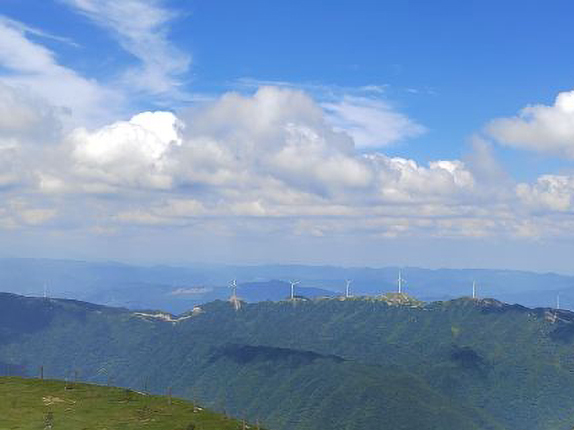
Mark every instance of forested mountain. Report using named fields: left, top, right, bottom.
left=2, top=292, right=574, bottom=429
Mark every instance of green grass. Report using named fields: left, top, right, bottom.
left=0, top=377, right=258, bottom=430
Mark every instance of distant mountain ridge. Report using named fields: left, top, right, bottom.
left=1, top=257, right=574, bottom=312
left=2, top=292, right=574, bottom=429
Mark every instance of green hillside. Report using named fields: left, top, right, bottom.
left=2, top=292, right=574, bottom=429
left=0, top=376, right=258, bottom=430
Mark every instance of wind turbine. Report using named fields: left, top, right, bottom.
left=229, top=279, right=241, bottom=310
left=397, top=271, right=404, bottom=294
left=472, top=280, right=477, bottom=299
left=345, top=280, right=352, bottom=298
left=289, top=281, right=300, bottom=300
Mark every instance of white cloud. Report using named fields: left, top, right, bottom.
left=487, top=89, right=574, bottom=157
left=36, top=87, right=480, bottom=240
left=517, top=175, right=574, bottom=212
left=0, top=83, right=60, bottom=143
left=323, top=96, right=426, bottom=148
left=0, top=17, right=119, bottom=127
left=235, top=79, right=425, bottom=150
left=463, top=136, right=510, bottom=190
left=70, top=111, right=183, bottom=190
left=116, top=198, right=206, bottom=226
left=0, top=16, right=79, bottom=47
left=62, top=0, right=190, bottom=97
left=174, top=87, right=465, bottom=205
left=3, top=78, right=571, bottom=243
left=0, top=143, right=26, bottom=189
left=18, top=207, right=57, bottom=226
left=0, top=82, right=64, bottom=191
left=0, top=198, right=57, bottom=228
left=367, top=156, right=474, bottom=203
left=1, top=8, right=574, bottom=264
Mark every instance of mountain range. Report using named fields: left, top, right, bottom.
left=1, top=258, right=574, bottom=313
left=2, top=291, right=574, bottom=429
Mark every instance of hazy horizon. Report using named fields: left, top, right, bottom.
left=1, top=252, right=573, bottom=277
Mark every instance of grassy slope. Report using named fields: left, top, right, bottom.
left=0, top=377, right=255, bottom=430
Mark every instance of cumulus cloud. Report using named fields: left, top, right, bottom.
left=323, top=96, right=426, bottom=148
left=62, top=0, right=190, bottom=96
left=487, top=89, right=574, bottom=157
left=235, top=79, right=425, bottom=150
left=367, top=156, right=474, bottom=203
left=32, top=86, right=486, bottom=240
left=175, top=87, right=359, bottom=194
left=173, top=87, right=471, bottom=205
left=2, top=72, right=569, bottom=242
left=70, top=111, right=183, bottom=190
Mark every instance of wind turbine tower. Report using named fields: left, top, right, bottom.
left=472, top=280, right=477, bottom=299
left=289, top=281, right=300, bottom=300
left=345, top=280, right=352, bottom=298
left=557, top=293, right=560, bottom=310
left=397, top=271, right=404, bottom=294
left=229, top=279, right=241, bottom=311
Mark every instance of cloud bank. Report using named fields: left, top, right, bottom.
left=0, top=83, right=565, bottom=243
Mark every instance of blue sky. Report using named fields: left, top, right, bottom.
left=2, top=0, right=574, bottom=272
